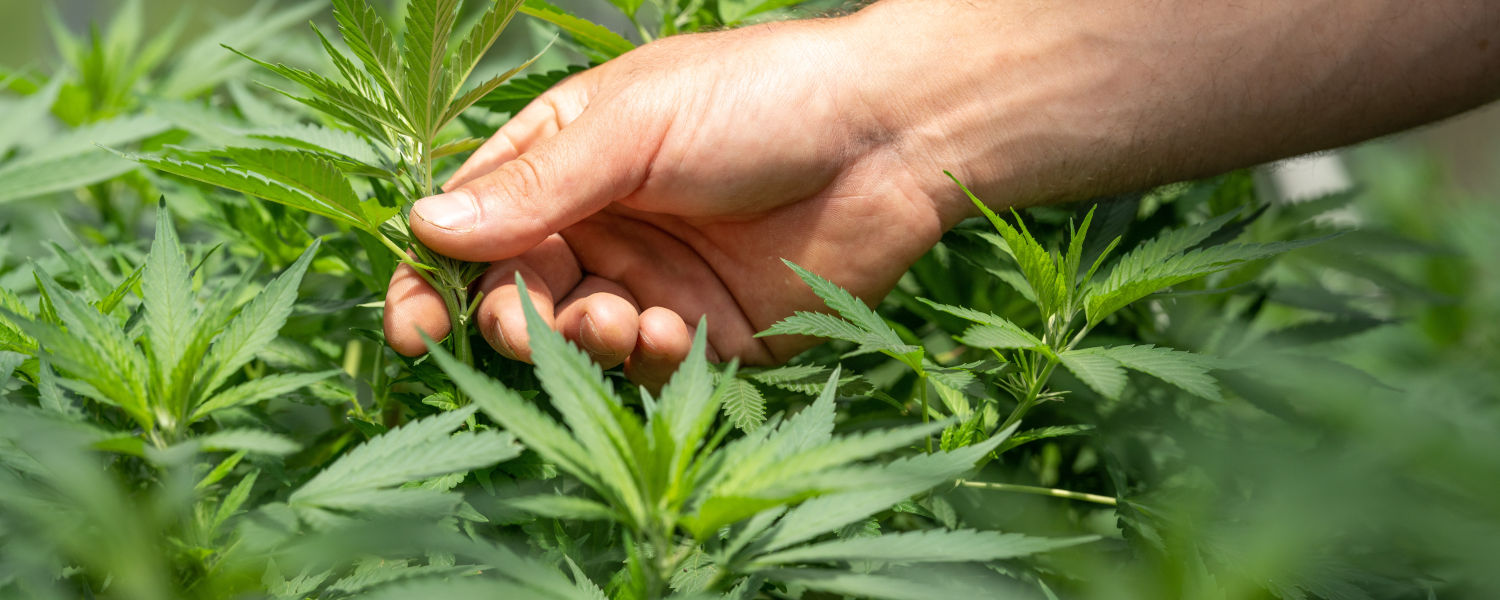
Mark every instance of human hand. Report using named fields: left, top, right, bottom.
left=383, top=11, right=960, bottom=388
left=384, top=0, right=1500, bottom=388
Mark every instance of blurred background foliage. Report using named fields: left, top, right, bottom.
left=2, top=1, right=1498, bottom=599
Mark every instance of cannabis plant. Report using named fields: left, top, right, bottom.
left=129, top=0, right=542, bottom=381
left=760, top=175, right=1324, bottom=459
left=428, top=276, right=1095, bottom=598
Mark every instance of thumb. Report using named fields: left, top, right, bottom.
left=410, top=103, right=655, bottom=262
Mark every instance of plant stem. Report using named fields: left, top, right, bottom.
left=956, top=480, right=1118, bottom=506
left=918, top=372, right=932, bottom=453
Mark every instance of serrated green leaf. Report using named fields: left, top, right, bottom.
left=513, top=274, right=647, bottom=526
left=739, top=426, right=1014, bottom=554
left=477, top=64, right=585, bottom=115
left=131, top=153, right=368, bottom=229
left=447, top=0, right=525, bottom=100
left=198, top=429, right=301, bottom=455
left=220, top=147, right=387, bottom=230
left=27, top=271, right=151, bottom=428
left=212, top=469, right=259, bottom=533
left=331, top=0, right=405, bottom=108
left=949, top=173, right=1065, bottom=317
left=292, top=405, right=520, bottom=508
left=0, top=351, right=24, bottom=391
left=0, top=77, right=61, bottom=157
left=245, top=123, right=387, bottom=168
left=0, top=152, right=140, bottom=205
left=520, top=0, right=634, bottom=59
left=1096, top=344, right=1221, bottom=400
left=191, top=370, right=340, bottom=421
left=433, top=342, right=603, bottom=494
left=441, top=45, right=548, bottom=129
left=502, top=495, right=617, bottom=521
left=1058, top=349, right=1125, bottom=400
left=721, top=378, right=767, bottom=432
left=956, top=323, right=1045, bottom=351
left=403, top=0, right=462, bottom=139
left=754, top=528, right=1096, bottom=566
left=197, top=241, right=318, bottom=400
left=997, top=424, right=1094, bottom=453
left=142, top=205, right=197, bottom=412
left=1086, top=237, right=1329, bottom=324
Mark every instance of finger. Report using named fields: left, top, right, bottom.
left=410, top=99, right=663, bottom=263
left=555, top=277, right=639, bottom=369
left=383, top=262, right=451, bottom=357
left=473, top=236, right=583, bottom=362
left=443, top=81, right=590, bottom=191
left=624, top=307, right=721, bottom=390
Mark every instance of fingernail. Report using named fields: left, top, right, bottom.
left=580, top=314, right=608, bottom=354
left=491, top=320, right=519, bottom=360
left=413, top=191, right=478, bottom=232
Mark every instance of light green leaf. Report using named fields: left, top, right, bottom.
left=191, top=370, right=340, bottom=421
left=1087, top=237, right=1329, bottom=324
left=502, top=495, right=617, bottom=522
left=754, top=528, right=1096, bottom=565
left=447, top=0, right=525, bottom=100
left=0, top=152, right=140, bottom=205
left=292, top=405, right=520, bottom=507
left=402, top=0, right=462, bottom=139
left=956, top=323, right=1045, bottom=351
left=997, top=424, right=1094, bottom=453
left=519, top=0, right=634, bottom=59
left=0, top=77, right=61, bottom=157
left=721, top=378, right=767, bottom=432
left=1096, top=344, right=1221, bottom=400
left=142, top=205, right=197, bottom=407
left=27, top=271, right=151, bottom=428
left=331, top=0, right=405, bottom=107
left=514, top=274, right=647, bottom=525
left=949, top=173, right=1064, bottom=317
left=434, top=342, right=602, bottom=493
left=0, top=351, right=24, bottom=390
left=198, top=429, right=301, bottom=455
left=1058, top=349, right=1125, bottom=400
left=197, top=241, right=318, bottom=399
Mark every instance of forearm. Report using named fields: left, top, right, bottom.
left=840, top=0, right=1500, bottom=223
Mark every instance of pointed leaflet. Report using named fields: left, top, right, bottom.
left=130, top=153, right=371, bottom=230
left=949, top=172, right=1065, bottom=317
left=331, top=0, right=405, bottom=109
left=1095, top=344, right=1221, bottom=400
left=1059, top=349, right=1126, bottom=400
left=752, top=430, right=1010, bottom=553
left=739, top=420, right=949, bottom=498
left=754, top=528, right=1096, bottom=566
left=191, top=370, right=340, bottom=422
left=197, top=429, right=301, bottom=455
left=219, top=147, right=388, bottom=231
left=196, top=241, right=319, bottom=400
left=956, top=323, right=1045, bottom=351
left=1086, top=237, right=1329, bottom=324
left=1097, top=209, right=1243, bottom=292
left=434, top=339, right=606, bottom=492
left=440, top=45, right=548, bottom=130
left=721, top=377, right=767, bottom=432
left=142, top=205, right=197, bottom=407
left=478, top=64, right=585, bottom=114
left=519, top=0, right=634, bottom=59
left=514, top=274, right=648, bottom=525
left=403, top=0, right=462, bottom=140
left=761, top=261, right=918, bottom=359
left=0, top=351, right=24, bottom=391
left=291, top=405, right=520, bottom=505
left=27, top=271, right=151, bottom=428
left=447, top=0, right=524, bottom=98
left=227, top=46, right=403, bottom=135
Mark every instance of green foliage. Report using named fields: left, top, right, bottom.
left=3, top=1, right=1499, bottom=599
left=429, top=274, right=1090, bottom=597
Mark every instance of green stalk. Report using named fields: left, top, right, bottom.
left=956, top=480, right=1117, bottom=506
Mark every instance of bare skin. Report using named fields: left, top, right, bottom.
left=385, top=0, right=1500, bottom=388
